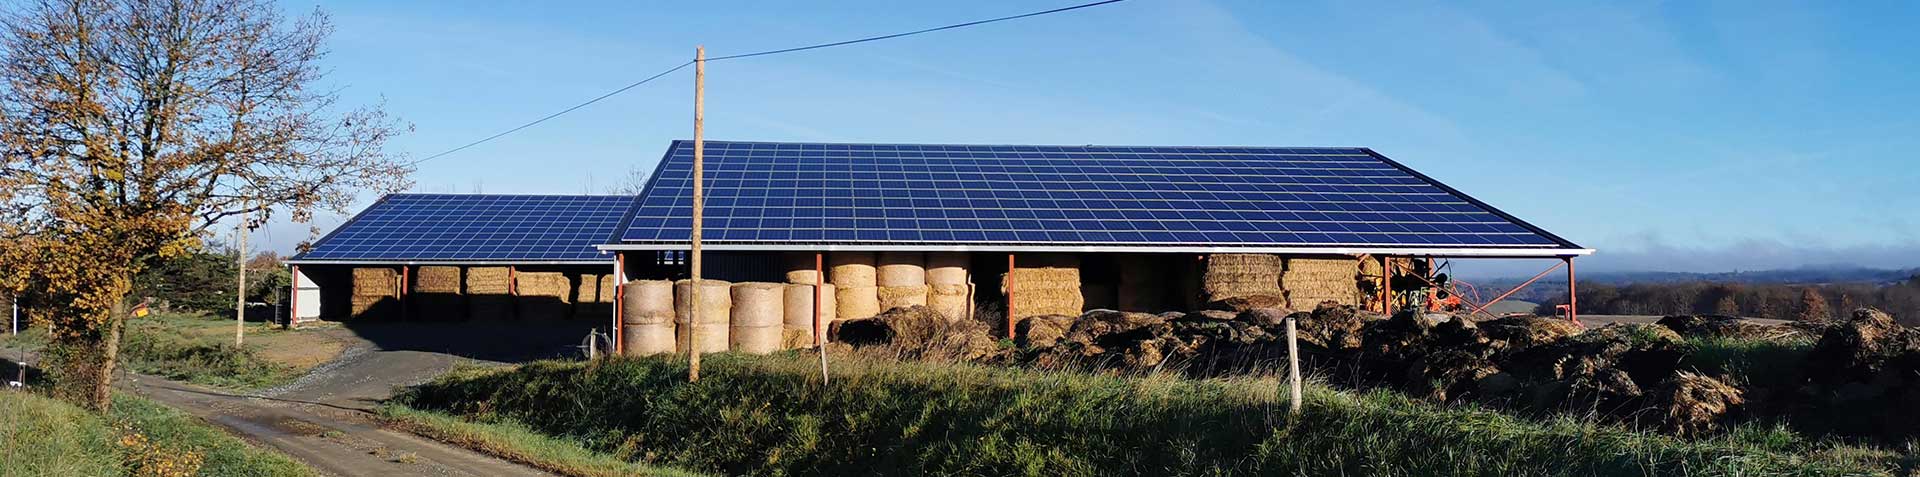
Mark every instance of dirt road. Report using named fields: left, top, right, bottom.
left=127, top=321, right=598, bottom=477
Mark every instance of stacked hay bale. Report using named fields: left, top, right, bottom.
left=782, top=283, right=836, bottom=348
left=830, top=252, right=881, bottom=320
left=1004, top=255, right=1083, bottom=318
left=622, top=280, right=675, bottom=355
left=410, top=266, right=465, bottom=321
left=1202, top=254, right=1285, bottom=304
left=782, top=253, right=821, bottom=286
left=466, top=267, right=514, bottom=321
left=515, top=272, right=572, bottom=321
left=1116, top=255, right=1167, bottom=312
left=674, top=279, right=732, bottom=354
left=350, top=267, right=399, bottom=320
left=925, top=252, right=971, bottom=321
left=730, top=283, right=784, bottom=354
left=1285, top=256, right=1363, bottom=307
left=877, top=252, right=929, bottom=311
left=573, top=273, right=614, bottom=320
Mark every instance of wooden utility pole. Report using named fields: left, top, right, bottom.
left=688, top=46, right=706, bottom=383
left=1286, top=314, right=1301, bottom=416
left=235, top=211, right=248, bottom=347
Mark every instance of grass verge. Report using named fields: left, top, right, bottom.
left=5, top=312, right=343, bottom=391
left=380, top=404, right=706, bottom=477
left=0, top=389, right=316, bottom=476
left=391, top=353, right=1901, bottom=477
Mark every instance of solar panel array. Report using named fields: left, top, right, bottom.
left=298, top=194, right=630, bottom=262
left=618, top=141, right=1574, bottom=249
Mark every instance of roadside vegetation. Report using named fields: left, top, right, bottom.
left=390, top=354, right=1905, bottom=477
left=4, top=311, right=343, bottom=391
left=381, top=404, right=707, bottom=477
left=0, top=389, right=315, bottom=477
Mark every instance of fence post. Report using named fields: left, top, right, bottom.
left=1286, top=314, right=1301, bottom=417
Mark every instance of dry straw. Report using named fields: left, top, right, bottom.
left=1285, top=257, right=1362, bottom=306
left=729, top=325, right=782, bottom=355
left=623, top=323, right=675, bottom=356
left=1004, top=267, right=1083, bottom=317
left=623, top=280, right=675, bottom=325
left=729, top=282, right=786, bottom=328
left=1202, top=254, right=1284, bottom=301
left=465, top=267, right=511, bottom=295
left=928, top=283, right=971, bottom=321
left=878, top=285, right=930, bottom=310
left=877, top=251, right=927, bottom=287
left=352, top=268, right=397, bottom=297
left=515, top=272, right=572, bottom=303
left=676, top=324, right=729, bottom=354
left=413, top=266, right=462, bottom=294
left=836, top=285, right=881, bottom=320
left=673, top=279, right=732, bottom=324
left=783, top=253, right=821, bottom=285
left=925, top=252, right=968, bottom=285
left=782, top=283, right=837, bottom=333
left=828, top=252, right=877, bottom=287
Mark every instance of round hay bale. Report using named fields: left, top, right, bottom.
left=925, top=252, right=968, bottom=285
left=782, top=253, right=820, bottom=285
left=623, top=280, right=674, bottom=324
left=414, top=266, right=462, bottom=294
left=730, top=282, right=785, bottom=328
left=837, top=286, right=881, bottom=320
left=464, top=267, right=511, bottom=295
left=673, top=279, right=732, bottom=324
left=623, top=323, right=675, bottom=356
left=879, top=285, right=929, bottom=310
left=829, top=252, right=877, bottom=287
left=730, top=325, right=782, bottom=355
left=781, top=326, right=815, bottom=350
left=877, top=252, right=927, bottom=287
left=676, top=323, right=729, bottom=354
left=783, top=283, right=837, bottom=333
left=928, top=285, right=971, bottom=321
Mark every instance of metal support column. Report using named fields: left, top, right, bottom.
left=1565, top=257, right=1579, bottom=325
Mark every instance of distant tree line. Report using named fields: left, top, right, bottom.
left=1532, top=276, right=1920, bottom=325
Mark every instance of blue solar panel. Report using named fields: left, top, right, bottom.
left=298, top=194, right=631, bottom=261
left=617, top=141, right=1577, bottom=249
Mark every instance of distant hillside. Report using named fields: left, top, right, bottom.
left=1575, top=266, right=1920, bottom=286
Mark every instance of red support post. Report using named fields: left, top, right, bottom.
left=1006, top=253, right=1016, bottom=339
left=1382, top=256, right=1394, bottom=316
left=814, top=253, right=824, bottom=346
left=1565, top=257, right=1579, bottom=325
left=400, top=265, right=409, bottom=321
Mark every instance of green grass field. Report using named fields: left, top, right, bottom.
left=0, top=389, right=315, bottom=477
left=3, top=311, right=343, bottom=391
left=390, top=354, right=1903, bottom=477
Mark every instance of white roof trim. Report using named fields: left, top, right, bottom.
left=596, top=243, right=1594, bottom=257
left=284, top=259, right=614, bottom=266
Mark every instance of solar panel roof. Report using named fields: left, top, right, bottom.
left=609, top=141, right=1586, bottom=256
left=291, top=194, right=631, bottom=264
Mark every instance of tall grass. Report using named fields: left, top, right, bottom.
left=393, top=354, right=1897, bottom=476
left=0, top=389, right=315, bottom=477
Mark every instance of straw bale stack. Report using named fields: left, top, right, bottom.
left=925, top=252, right=968, bottom=286
left=829, top=252, right=877, bottom=288
left=674, top=279, right=732, bottom=353
left=515, top=272, right=573, bottom=321
left=783, top=283, right=836, bottom=346
left=573, top=273, right=612, bottom=320
left=575, top=274, right=601, bottom=303
left=783, top=253, right=820, bottom=285
left=1116, top=255, right=1168, bottom=312
left=409, top=266, right=465, bottom=321
left=879, top=285, right=929, bottom=310
left=465, top=267, right=511, bottom=295
left=1285, top=257, right=1363, bottom=307
left=837, top=286, right=881, bottom=320
left=623, top=324, right=675, bottom=356
left=350, top=267, right=399, bottom=320
left=1202, top=254, right=1285, bottom=302
left=729, top=283, right=784, bottom=354
left=414, top=266, right=461, bottom=294
left=597, top=275, right=616, bottom=303
left=623, top=280, right=675, bottom=324
left=1003, top=267, right=1083, bottom=318
left=927, top=283, right=972, bottom=321
left=877, top=252, right=927, bottom=287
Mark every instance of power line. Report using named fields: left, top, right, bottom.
left=409, top=0, right=1126, bottom=165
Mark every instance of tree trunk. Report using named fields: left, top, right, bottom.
left=88, top=299, right=126, bottom=413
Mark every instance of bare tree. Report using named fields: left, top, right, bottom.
left=0, top=0, right=409, bottom=411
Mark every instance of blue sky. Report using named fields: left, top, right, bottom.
left=261, top=0, right=1920, bottom=277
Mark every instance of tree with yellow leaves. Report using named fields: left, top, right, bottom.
left=0, top=0, right=409, bottom=411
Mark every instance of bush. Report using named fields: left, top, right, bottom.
left=393, top=354, right=1896, bottom=476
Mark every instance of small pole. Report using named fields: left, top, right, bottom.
left=1286, top=314, right=1302, bottom=417
left=1381, top=256, right=1394, bottom=316
left=614, top=254, right=626, bottom=355
left=589, top=332, right=598, bottom=360
left=235, top=212, right=248, bottom=346
left=1565, top=257, right=1579, bottom=325
left=688, top=45, right=706, bottom=383
left=288, top=265, right=300, bottom=328
left=815, top=252, right=829, bottom=384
